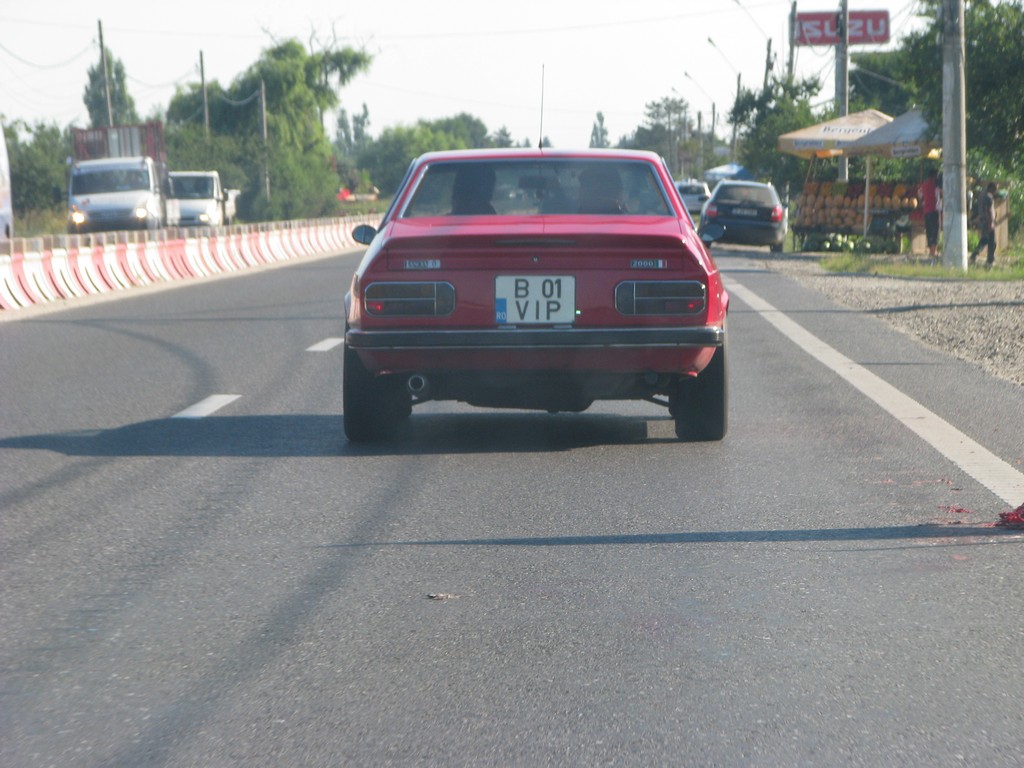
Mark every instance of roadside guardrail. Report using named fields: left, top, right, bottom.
left=0, top=215, right=376, bottom=312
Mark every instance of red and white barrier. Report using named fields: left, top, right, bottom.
left=0, top=215, right=376, bottom=313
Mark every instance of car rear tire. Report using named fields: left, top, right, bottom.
left=770, top=242, right=783, bottom=253
left=343, top=344, right=409, bottom=442
left=671, top=339, right=728, bottom=441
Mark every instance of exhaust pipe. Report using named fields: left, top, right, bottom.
left=406, top=373, right=430, bottom=398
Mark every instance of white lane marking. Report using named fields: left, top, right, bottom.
left=172, top=394, right=241, bottom=419
left=725, top=277, right=1024, bottom=507
left=306, top=337, right=344, bottom=352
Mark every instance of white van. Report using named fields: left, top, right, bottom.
left=170, top=171, right=226, bottom=227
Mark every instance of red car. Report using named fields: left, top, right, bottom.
left=345, top=148, right=729, bottom=442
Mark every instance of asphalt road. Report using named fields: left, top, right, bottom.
left=2, top=246, right=1023, bottom=767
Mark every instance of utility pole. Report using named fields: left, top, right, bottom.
left=98, top=20, right=113, bottom=127
left=941, top=0, right=968, bottom=270
left=788, top=1, right=797, bottom=82
left=730, top=73, right=741, bottom=160
left=200, top=51, right=209, bottom=138
left=836, top=0, right=850, bottom=181
left=697, top=112, right=704, bottom=178
left=711, top=103, right=717, bottom=151
left=763, top=38, right=774, bottom=90
left=260, top=79, right=270, bottom=200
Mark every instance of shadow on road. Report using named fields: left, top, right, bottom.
left=0, top=411, right=688, bottom=458
left=326, top=525, right=1023, bottom=548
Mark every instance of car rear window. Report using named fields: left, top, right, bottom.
left=402, top=159, right=672, bottom=217
left=713, top=185, right=777, bottom=206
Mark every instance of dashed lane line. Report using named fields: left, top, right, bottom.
left=172, top=394, right=242, bottom=419
left=725, top=277, right=1024, bottom=507
left=307, top=338, right=344, bottom=352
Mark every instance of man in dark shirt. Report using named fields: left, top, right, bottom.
left=970, top=182, right=997, bottom=268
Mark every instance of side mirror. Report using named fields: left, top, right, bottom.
left=699, top=223, right=725, bottom=244
left=352, top=224, right=377, bottom=245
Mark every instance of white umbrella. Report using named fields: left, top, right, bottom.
left=777, top=109, right=893, bottom=159
left=843, top=110, right=941, bottom=235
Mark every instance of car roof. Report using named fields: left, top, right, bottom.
left=714, top=180, right=774, bottom=189
left=413, top=147, right=665, bottom=164
left=73, top=156, right=149, bottom=168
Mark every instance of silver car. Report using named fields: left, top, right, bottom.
left=676, top=180, right=711, bottom=220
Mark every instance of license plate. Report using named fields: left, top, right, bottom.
left=495, top=276, right=575, bottom=324
left=734, top=207, right=758, bottom=217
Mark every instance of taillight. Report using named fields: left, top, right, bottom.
left=770, top=205, right=784, bottom=222
left=615, top=281, right=706, bottom=316
left=364, top=282, right=455, bottom=316
left=704, top=203, right=718, bottom=218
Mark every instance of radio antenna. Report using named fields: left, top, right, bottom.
left=538, top=64, right=545, bottom=149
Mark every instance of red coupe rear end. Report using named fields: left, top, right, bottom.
left=344, top=149, right=729, bottom=442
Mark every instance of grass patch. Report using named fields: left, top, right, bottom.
left=819, top=242, right=1024, bottom=281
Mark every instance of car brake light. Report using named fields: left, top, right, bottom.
left=704, top=203, right=718, bottom=218
left=615, top=281, right=706, bottom=316
left=770, top=205, right=784, bottom=222
left=364, top=282, right=455, bottom=316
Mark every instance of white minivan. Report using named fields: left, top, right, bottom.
left=170, top=171, right=226, bottom=227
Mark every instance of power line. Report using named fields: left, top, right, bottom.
left=0, top=40, right=94, bottom=69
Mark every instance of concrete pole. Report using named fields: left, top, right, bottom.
left=730, top=74, right=741, bottom=160
left=941, top=0, right=968, bottom=270
left=697, top=111, right=704, bottom=178
left=200, top=51, right=209, bottom=138
left=788, top=1, right=797, bottom=82
left=836, top=0, right=849, bottom=182
left=98, top=20, right=113, bottom=127
left=261, top=79, right=270, bottom=201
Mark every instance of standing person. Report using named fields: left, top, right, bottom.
left=970, top=182, right=998, bottom=268
left=919, top=168, right=940, bottom=259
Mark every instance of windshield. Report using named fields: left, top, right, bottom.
left=71, top=168, right=150, bottom=195
left=403, top=159, right=672, bottom=218
left=172, top=176, right=215, bottom=199
left=714, top=184, right=778, bottom=206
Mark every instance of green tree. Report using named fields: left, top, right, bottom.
left=731, top=75, right=822, bottom=192
left=490, top=126, right=515, bottom=148
left=868, top=0, right=1023, bottom=168
left=165, top=124, right=249, bottom=190
left=83, top=48, right=139, bottom=127
left=849, top=48, right=920, bottom=118
left=6, top=120, right=67, bottom=214
left=589, top=112, right=610, bottom=148
left=617, top=96, right=691, bottom=176
left=166, top=38, right=370, bottom=221
left=357, top=114, right=497, bottom=195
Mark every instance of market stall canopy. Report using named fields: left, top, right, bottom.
left=704, top=163, right=753, bottom=183
left=842, top=109, right=941, bottom=159
left=777, top=109, right=893, bottom=159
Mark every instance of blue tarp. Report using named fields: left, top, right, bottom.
left=704, top=163, right=753, bottom=184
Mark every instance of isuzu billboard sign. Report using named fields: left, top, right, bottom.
left=795, top=10, right=890, bottom=46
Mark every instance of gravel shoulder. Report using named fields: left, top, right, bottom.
left=757, top=252, right=1024, bottom=388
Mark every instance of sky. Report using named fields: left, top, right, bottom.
left=1, top=1, right=927, bottom=149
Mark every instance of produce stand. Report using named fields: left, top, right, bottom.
left=779, top=110, right=948, bottom=254
left=842, top=110, right=942, bottom=255
left=790, top=177, right=919, bottom=253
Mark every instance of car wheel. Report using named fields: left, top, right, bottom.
left=770, top=241, right=783, bottom=253
left=343, top=344, right=409, bottom=442
left=670, top=338, right=728, bottom=441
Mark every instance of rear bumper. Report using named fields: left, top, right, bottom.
left=703, top=219, right=786, bottom=246
left=346, top=325, right=725, bottom=351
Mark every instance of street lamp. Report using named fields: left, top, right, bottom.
left=707, top=37, right=739, bottom=75
left=707, top=38, right=742, bottom=160
left=684, top=74, right=717, bottom=178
